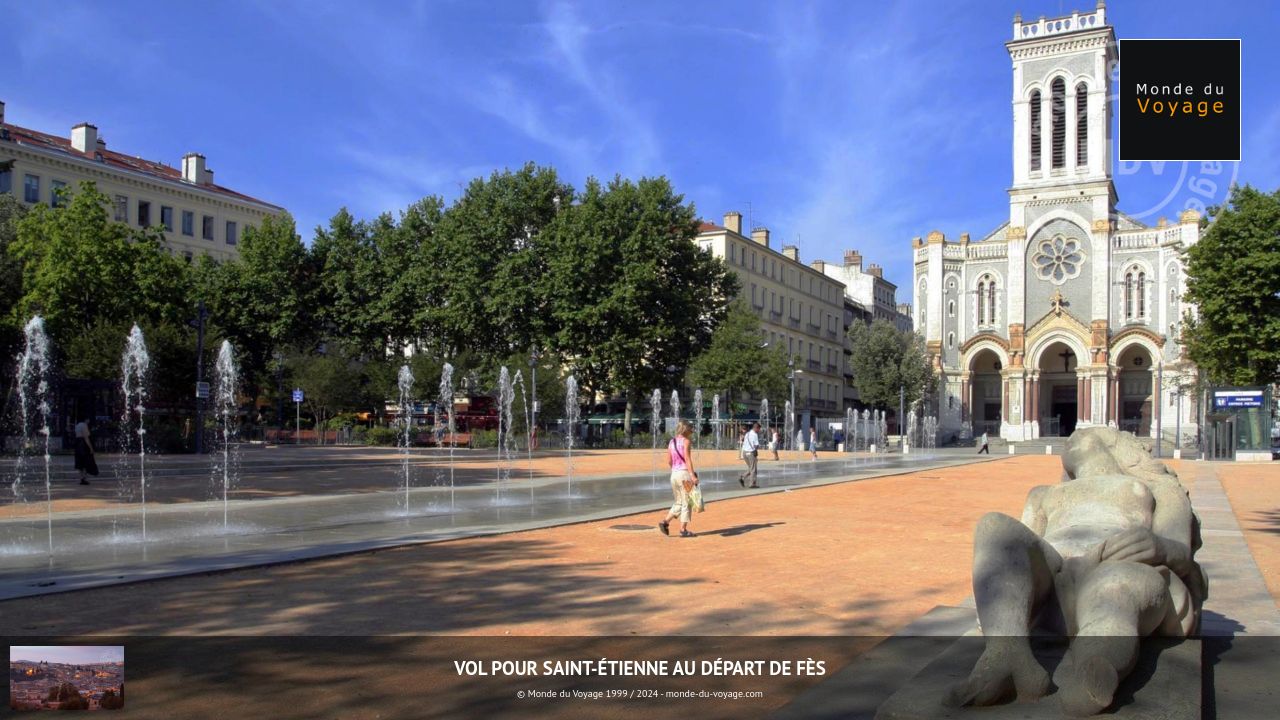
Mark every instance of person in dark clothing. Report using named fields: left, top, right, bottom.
left=73, top=419, right=98, bottom=485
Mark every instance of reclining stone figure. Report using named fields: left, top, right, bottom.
left=950, top=427, right=1207, bottom=716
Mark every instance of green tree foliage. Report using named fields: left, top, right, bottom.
left=688, top=300, right=789, bottom=413
left=1183, top=185, right=1280, bottom=386
left=195, top=212, right=312, bottom=395
left=287, top=349, right=383, bottom=433
left=0, top=193, right=26, bottom=362
left=8, top=182, right=190, bottom=341
left=431, top=163, right=572, bottom=359
left=847, top=319, right=934, bottom=410
left=545, top=175, right=738, bottom=403
left=99, top=688, right=124, bottom=710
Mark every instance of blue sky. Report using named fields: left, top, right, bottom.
left=2, top=0, right=1277, bottom=293
left=10, top=645, right=123, bottom=665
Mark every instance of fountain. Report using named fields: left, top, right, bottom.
left=668, top=390, right=680, bottom=436
left=512, top=369, right=533, bottom=490
left=120, top=325, right=151, bottom=542
left=693, top=389, right=703, bottom=449
left=879, top=411, right=888, bottom=454
left=906, top=409, right=918, bottom=454
left=397, top=364, right=415, bottom=512
left=845, top=407, right=855, bottom=454
left=565, top=375, right=580, bottom=496
left=439, top=363, right=455, bottom=509
left=496, top=366, right=517, bottom=504
left=14, top=317, right=53, bottom=555
left=711, top=393, right=722, bottom=485
left=783, top=400, right=794, bottom=475
left=649, top=388, right=661, bottom=489
left=213, top=341, right=241, bottom=531
left=759, top=398, right=769, bottom=446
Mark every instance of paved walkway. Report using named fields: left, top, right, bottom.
left=0, top=449, right=993, bottom=600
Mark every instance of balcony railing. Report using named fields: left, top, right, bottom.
left=807, top=360, right=821, bottom=371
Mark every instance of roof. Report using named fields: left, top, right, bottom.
left=697, top=221, right=725, bottom=233
left=0, top=121, right=282, bottom=210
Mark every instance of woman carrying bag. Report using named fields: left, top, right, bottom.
left=73, top=418, right=99, bottom=485
left=657, top=420, right=702, bottom=538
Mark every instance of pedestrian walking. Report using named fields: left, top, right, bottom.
left=978, top=431, right=990, bottom=454
left=738, top=422, right=761, bottom=488
left=73, top=419, right=98, bottom=485
left=769, top=428, right=780, bottom=461
left=658, top=420, right=699, bottom=538
left=810, top=427, right=818, bottom=461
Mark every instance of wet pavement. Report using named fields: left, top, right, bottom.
left=0, top=449, right=1002, bottom=600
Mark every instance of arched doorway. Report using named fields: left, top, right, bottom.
left=1115, top=344, right=1154, bottom=435
left=969, top=349, right=1003, bottom=437
left=1037, top=340, right=1079, bottom=437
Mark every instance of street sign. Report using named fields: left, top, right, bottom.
left=292, top=388, right=304, bottom=403
left=195, top=381, right=210, bottom=399
left=1214, top=390, right=1263, bottom=408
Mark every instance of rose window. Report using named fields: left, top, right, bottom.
left=1032, top=235, right=1084, bottom=284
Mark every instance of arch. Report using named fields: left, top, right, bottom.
left=1026, top=329, right=1090, bottom=372
left=963, top=339, right=1010, bottom=371
left=1025, top=209, right=1091, bottom=246
left=1109, top=330, right=1163, bottom=367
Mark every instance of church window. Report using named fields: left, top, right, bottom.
left=1075, top=83, right=1088, bottom=166
left=948, top=332, right=955, bottom=348
left=977, top=281, right=986, bottom=323
left=988, top=282, right=996, bottom=324
left=1124, top=271, right=1134, bottom=320
left=1051, top=78, right=1066, bottom=169
left=1029, top=91, right=1042, bottom=171
left=1032, top=234, right=1084, bottom=284
left=1137, top=272, right=1146, bottom=317
left=948, top=300, right=955, bottom=318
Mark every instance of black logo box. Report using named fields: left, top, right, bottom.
left=1119, top=39, right=1241, bottom=162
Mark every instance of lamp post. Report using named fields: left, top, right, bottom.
left=899, top=385, right=906, bottom=453
left=189, top=300, right=209, bottom=455
left=1154, top=361, right=1164, bottom=457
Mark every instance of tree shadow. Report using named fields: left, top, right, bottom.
left=1246, top=508, right=1280, bottom=535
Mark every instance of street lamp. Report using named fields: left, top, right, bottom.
left=1154, top=361, right=1164, bottom=458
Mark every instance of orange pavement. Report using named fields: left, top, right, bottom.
left=1217, top=462, right=1280, bottom=609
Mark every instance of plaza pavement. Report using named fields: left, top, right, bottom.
left=0, top=455, right=1275, bottom=719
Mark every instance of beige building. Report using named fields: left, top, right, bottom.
left=0, top=100, right=282, bottom=262
left=695, top=211, right=847, bottom=425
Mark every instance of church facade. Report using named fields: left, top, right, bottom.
left=912, top=3, right=1199, bottom=443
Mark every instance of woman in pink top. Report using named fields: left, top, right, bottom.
left=658, top=420, right=698, bottom=538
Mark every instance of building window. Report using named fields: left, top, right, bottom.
left=183, top=250, right=193, bottom=262
left=138, top=200, right=151, bottom=227
left=0, top=164, right=10, bottom=194
left=1137, top=272, right=1146, bottom=317
left=1029, top=91, right=1042, bottom=171
left=50, top=180, right=67, bottom=207
left=181, top=210, right=194, bottom=236
left=225, top=221, right=237, bottom=245
left=114, top=195, right=128, bottom=222
left=987, top=283, right=996, bottom=324
left=23, top=174, right=39, bottom=203
left=161, top=206, right=174, bottom=231
left=1075, top=82, right=1088, bottom=166
left=1124, top=271, right=1134, bottom=319
left=1051, top=78, right=1066, bottom=169
left=948, top=332, right=955, bottom=348
left=948, top=300, right=955, bottom=318
left=730, top=244, right=736, bottom=263
left=202, top=215, right=214, bottom=240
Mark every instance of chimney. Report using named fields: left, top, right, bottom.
left=751, top=227, right=770, bottom=247
left=70, top=123, right=97, bottom=153
left=96, top=137, right=106, bottom=153
left=723, top=211, right=742, bottom=235
left=182, top=152, right=210, bottom=185
left=867, top=264, right=883, bottom=278
left=843, top=250, right=863, bottom=270
left=0, top=100, right=5, bottom=124
left=811, top=259, right=826, bottom=273
left=782, top=244, right=799, bottom=262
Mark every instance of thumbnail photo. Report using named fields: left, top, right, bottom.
left=9, top=646, right=123, bottom=711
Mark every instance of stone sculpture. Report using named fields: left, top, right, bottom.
left=951, top=427, right=1207, bottom=716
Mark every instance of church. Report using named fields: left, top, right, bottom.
left=912, top=2, right=1198, bottom=443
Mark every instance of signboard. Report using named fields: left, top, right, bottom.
left=292, top=388, right=304, bottom=403
left=195, top=381, right=210, bottom=399
left=1214, top=390, right=1263, bottom=409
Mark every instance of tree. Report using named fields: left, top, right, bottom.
left=847, top=319, right=934, bottom=410
left=0, top=194, right=26, bottom=365
left=688, top=300, right=789, bottom=416
left=287, top=350, right=381, bottom=436
left=8, top=182, right=190, bottom=343
left=544, top=175, right=738, bottom=429
left=1183, top=184, right=1280, bottom=386
left=195, top=212, right=313, bottom=400
left=430, top=163, right=572, bottom=361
